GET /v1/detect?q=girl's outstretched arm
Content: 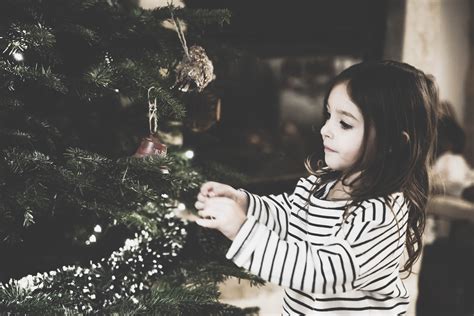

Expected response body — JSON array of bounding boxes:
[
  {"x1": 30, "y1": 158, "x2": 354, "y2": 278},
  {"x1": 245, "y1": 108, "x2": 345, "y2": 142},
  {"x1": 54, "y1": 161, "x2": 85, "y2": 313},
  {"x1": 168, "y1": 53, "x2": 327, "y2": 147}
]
[
  {"x1": 236, "y1": 176, "x2": 317, "y2": 240},
  {"x1": 226, "y1": 194, "x2": 409, "y2": 296},
  {"x1": 197, "y1": 177, "x2": 315, "y2": 240}
]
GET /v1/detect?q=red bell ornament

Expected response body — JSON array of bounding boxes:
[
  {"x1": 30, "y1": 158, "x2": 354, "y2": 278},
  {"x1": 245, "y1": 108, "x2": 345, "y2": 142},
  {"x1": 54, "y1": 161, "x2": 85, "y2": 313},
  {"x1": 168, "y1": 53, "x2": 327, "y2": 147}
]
[
  {"x1": 133, "y1": 135, "x2": 167, "y2": 158},
  {"x1": 132, "y1": 87, "x2": 170, "y2": 174}
]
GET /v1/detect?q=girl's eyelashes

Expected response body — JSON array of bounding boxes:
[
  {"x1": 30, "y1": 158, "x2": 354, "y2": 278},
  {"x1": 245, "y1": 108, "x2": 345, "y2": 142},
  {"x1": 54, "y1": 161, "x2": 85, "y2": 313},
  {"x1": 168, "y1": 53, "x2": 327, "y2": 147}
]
[
  {"x1": 324, "y1": 111, "x2": 353, "y2": 130},
  {"x1": 340, "y1": 120, "x2": 353, "y2": 130}
]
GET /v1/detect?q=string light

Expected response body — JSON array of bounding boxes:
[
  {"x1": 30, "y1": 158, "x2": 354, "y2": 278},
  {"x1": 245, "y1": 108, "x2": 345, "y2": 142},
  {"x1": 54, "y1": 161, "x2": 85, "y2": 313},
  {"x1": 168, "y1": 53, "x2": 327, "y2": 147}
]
[
  {"x1": 12, "y1": 52, "x2": 24, "y2": 61},
  {"x1": 0, "y1": 212, "x2": 187, "y2": 312},
  {"x1": 184, "y1": 149, "x2": 194, "y2": 159}
]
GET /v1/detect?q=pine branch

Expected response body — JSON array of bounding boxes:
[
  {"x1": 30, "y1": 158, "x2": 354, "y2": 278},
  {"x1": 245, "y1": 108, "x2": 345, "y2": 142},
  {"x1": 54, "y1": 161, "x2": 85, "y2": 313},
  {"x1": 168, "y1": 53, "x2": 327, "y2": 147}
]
[
  {"x1": 1, "y1": 22, "x2": 55, "y2": 56},
  {"x1": 0, "y1": 147, "x2": 203, "y2": 244},
  {"x1": 85, "y1": 62, "x2": 116, "y2": 89},
  {"x1": 0, "y1": 227, "x2": 187, "y2": 314},
  {"x1": 0, "y1": 129, "x2": 36, "y2": 151},
  {"x1": 0, "y1": 280, "x2": 66, "y2": 314},
  {"x1": 3, "y1": 148, "x2": 54, "y2": 175},
  {"x1": 58, "y1": 24, "x2": 100, "y2": 47},
  {"x1": 174, "y1": 260, "x2": 266, "y2": 288},
  {"x1": 0, "y1": 61, "x2": 68, "y2": 93},
  {"x1": 150, "y1": 84, "x2": 187, "y2": 120},
  {"x1": 113, "y1": 59, "x2": 187, "y2": 120}
]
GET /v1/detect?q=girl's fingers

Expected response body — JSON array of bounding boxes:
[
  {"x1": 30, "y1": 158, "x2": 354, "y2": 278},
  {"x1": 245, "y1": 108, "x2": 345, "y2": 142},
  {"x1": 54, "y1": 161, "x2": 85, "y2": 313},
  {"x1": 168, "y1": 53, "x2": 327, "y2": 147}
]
[
  {"x1": 196, "y1": 194, "x2": 231, "y2": 211},
  {"x1": 210, "y1": 185, "x2": 230, "y2": 197},
  {"x1": 194, "y1": 201, "x2": 204, "y2": 210},
  {"x1": 198, "y1": 210, "x2": 216, "y2": 219},
  {"x1": 200, "y1": 182, "x2": 216, "y2": 196},
  {"x1": 195, "y1": 218, "x2": 218, "y2": 228},
  {"x1": 197, "y1": 193, "x2": 207, "y2": 202},
  {"x1": 207, "y1": 196, "x2": 232, "y2": 204},
  {"x1": 200, "y1": 182, "x2": 232, "y2": 198}
]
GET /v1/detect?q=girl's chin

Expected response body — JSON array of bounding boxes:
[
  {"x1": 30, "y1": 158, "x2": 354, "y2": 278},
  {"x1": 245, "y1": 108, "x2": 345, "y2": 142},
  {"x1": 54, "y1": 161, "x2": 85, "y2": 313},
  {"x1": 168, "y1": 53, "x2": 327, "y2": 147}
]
[{"x1": 324, "y1": 160, "x2": 343, "y2": 171}]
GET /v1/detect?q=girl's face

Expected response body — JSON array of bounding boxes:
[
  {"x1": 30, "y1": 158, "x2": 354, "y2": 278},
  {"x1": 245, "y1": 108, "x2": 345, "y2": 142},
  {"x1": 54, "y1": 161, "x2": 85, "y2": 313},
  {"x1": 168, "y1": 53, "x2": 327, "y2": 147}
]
[{"x1": 320, "y1": 82, "x2": 366, "y2": 172}]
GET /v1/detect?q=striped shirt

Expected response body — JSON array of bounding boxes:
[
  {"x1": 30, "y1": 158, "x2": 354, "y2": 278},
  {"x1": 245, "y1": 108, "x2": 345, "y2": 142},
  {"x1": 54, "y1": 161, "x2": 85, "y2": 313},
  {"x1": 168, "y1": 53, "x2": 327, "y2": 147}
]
[{"x1": 226, "y1": 175, "x2": 410, "y2": 315}]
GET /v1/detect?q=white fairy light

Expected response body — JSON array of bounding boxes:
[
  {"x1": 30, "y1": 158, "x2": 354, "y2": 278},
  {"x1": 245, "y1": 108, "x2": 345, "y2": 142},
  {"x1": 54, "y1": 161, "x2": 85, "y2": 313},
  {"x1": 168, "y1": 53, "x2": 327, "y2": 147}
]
[
  {"x1": 94, "y1": 225, "x2": 102, "y2": 233},
  {"x1": 13, "y1": 52, "x2": 24, "y2": 61},
  {"x1": 177, "y1": 203, "x2": 186, "y2": 212},
  {"x1": 17, "y1": 274, "x2": 36, "y2": 290},
  {"x1": 184, "y1": 149, "x2": 194, "y2": 159}
]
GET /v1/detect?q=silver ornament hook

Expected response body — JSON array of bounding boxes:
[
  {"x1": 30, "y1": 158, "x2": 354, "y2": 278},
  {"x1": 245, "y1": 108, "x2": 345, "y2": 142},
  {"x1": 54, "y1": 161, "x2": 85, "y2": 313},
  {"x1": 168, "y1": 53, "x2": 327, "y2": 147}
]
[{"x1": 148, "y1": 86, "x2": 158, "y2": 134}]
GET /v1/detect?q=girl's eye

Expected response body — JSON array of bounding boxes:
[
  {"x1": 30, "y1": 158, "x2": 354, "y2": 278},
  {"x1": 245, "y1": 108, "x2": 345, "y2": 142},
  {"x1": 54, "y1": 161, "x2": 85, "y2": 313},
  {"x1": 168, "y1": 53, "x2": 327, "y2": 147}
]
[{"x1": 340, "y1": 121, "x2": 352, "y2": 130}]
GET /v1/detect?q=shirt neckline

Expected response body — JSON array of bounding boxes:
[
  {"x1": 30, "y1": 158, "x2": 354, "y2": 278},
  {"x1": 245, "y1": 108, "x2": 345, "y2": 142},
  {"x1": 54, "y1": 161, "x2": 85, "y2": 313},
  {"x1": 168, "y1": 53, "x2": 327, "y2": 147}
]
[
  {"x1": 310, "y1": 178, "x2": 404, "y2": 207},
  {"x1": 311, "y1": 179, "x2": 352, "y2": 206}
]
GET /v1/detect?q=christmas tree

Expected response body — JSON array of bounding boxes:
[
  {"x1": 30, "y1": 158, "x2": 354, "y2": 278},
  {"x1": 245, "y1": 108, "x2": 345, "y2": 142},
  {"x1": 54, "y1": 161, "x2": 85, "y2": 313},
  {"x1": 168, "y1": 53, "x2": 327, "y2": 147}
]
[{"x1": 0, "y1": 0, "x2": 261, "y2": 314}]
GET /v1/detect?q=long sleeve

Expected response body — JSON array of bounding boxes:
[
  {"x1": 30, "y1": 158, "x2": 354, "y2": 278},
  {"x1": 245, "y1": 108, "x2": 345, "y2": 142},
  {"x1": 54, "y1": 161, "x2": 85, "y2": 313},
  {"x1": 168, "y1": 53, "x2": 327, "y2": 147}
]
[
  {"x1": 226, "y1": 193, "x2": 409, "y2": 296},
  {"x1": 238, "y1": 176, "x2": 319, "y2": 240}
]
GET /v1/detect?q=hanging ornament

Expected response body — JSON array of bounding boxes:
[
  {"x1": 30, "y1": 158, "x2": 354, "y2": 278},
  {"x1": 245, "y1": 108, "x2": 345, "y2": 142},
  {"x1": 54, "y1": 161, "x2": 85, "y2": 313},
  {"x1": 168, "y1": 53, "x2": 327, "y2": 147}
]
[
  {"x1": 169, "y1": 8, "x2": 216, "y2": 92},
  {"x1": 133, "y1": 87, "x2": 169, "y2": 173},
  {"x1": 133, "y1": 135, "x2": 167, "y2": 157}
]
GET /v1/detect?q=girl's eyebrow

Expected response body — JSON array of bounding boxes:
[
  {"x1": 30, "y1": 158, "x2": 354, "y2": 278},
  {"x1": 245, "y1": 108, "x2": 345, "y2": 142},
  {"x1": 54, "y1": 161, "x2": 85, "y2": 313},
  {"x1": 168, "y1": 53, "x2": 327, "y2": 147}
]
[
  {"x1": 338, "y1": 110, "x2": 359, "y2": 122},
  {"x1": 326, "y1": 103, "x2": 359, "y2": 122}
]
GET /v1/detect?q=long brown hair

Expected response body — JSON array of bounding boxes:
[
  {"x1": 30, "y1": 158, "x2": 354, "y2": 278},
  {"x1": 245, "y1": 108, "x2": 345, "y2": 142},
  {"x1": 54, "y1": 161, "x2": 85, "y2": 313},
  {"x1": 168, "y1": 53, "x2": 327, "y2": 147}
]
[{"x1": 305, "y1": 61, "x2": 439, "y2": 276}]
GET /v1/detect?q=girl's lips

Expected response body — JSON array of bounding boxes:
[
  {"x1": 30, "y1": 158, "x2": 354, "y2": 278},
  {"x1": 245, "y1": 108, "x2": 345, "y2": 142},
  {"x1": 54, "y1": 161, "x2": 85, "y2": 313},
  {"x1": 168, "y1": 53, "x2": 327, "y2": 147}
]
[{"x1": 324, "y1": 146, "x2": 336, "y2": 152}]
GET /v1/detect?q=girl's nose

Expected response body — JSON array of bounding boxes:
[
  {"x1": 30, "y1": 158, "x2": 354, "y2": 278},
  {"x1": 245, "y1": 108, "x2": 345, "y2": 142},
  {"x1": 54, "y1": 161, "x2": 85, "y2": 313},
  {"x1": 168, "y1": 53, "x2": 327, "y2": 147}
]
[{"x1": 320, "y1": 121, "x2": 332, "y2": 139}]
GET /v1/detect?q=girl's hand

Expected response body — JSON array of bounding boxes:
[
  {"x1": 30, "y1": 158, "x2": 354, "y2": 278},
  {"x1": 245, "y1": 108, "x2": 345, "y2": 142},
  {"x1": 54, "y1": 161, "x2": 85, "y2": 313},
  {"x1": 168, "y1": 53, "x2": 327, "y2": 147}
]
[
  {"x1": 195, "y1": 181, "x2": 248, "y2": 213},
  {"x1": 195, "y1": 197, "x2": 247, "y2": 240}
]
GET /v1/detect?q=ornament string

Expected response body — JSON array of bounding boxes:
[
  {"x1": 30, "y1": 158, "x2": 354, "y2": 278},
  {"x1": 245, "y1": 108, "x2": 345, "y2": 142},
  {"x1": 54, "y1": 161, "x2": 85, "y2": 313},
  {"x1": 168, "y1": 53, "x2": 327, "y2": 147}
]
[
  {"x1": 169, "y1": 5, "x2": 189, "y2": 58},
  {"x1": 148, "y1": 86, "x2": 158, "y2": 134}
]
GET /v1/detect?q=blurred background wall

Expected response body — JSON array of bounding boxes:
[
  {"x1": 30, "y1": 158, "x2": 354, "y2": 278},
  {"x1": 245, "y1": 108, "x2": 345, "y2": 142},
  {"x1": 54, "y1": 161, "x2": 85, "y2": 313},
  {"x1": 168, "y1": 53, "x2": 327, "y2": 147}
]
[{"x1": 400, "y1": 0, "x2": 473, "y2": 165}]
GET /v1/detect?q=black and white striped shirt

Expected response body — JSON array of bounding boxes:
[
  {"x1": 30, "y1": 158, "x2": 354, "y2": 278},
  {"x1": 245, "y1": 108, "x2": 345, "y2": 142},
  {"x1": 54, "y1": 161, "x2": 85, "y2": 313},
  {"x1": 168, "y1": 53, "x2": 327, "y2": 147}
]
[{"x1": 226, "y1": 175, "x2": 410, "y2": 315}]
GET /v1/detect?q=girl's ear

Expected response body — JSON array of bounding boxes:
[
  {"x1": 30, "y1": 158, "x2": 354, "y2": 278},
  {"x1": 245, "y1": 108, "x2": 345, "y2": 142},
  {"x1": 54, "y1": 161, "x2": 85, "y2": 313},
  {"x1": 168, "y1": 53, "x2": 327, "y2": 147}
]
[{"x1": 402, "y1": 131, "x2": 410, "y2": 143}]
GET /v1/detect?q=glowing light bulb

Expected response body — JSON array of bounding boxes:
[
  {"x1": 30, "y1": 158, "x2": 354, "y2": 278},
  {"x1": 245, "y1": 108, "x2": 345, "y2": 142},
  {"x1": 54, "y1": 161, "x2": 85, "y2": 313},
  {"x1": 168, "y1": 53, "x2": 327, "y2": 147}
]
[
  {"x1": 13, "y1": 52, "x2": 24, "y2": 61},
  {"x1": 94, "y1": 225, "x2": 102, "y2": 233},
  {"x1": 184, "y1": 150, "x2": 194, "y2": 159}
]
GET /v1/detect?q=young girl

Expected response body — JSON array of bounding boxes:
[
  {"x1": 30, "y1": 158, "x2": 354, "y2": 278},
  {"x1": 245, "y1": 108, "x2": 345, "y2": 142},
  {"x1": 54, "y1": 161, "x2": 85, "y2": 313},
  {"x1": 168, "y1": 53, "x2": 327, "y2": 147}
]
[{"x1": 195, "y1": 60, "x2": 438, "y2": 315}]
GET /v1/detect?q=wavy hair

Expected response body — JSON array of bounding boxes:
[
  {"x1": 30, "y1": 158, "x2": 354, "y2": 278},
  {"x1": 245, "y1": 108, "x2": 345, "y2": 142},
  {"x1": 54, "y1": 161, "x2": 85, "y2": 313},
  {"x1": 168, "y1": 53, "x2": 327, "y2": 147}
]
[{"x1": 305, "y1": 60, "x2": 439, "y2": 276}]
